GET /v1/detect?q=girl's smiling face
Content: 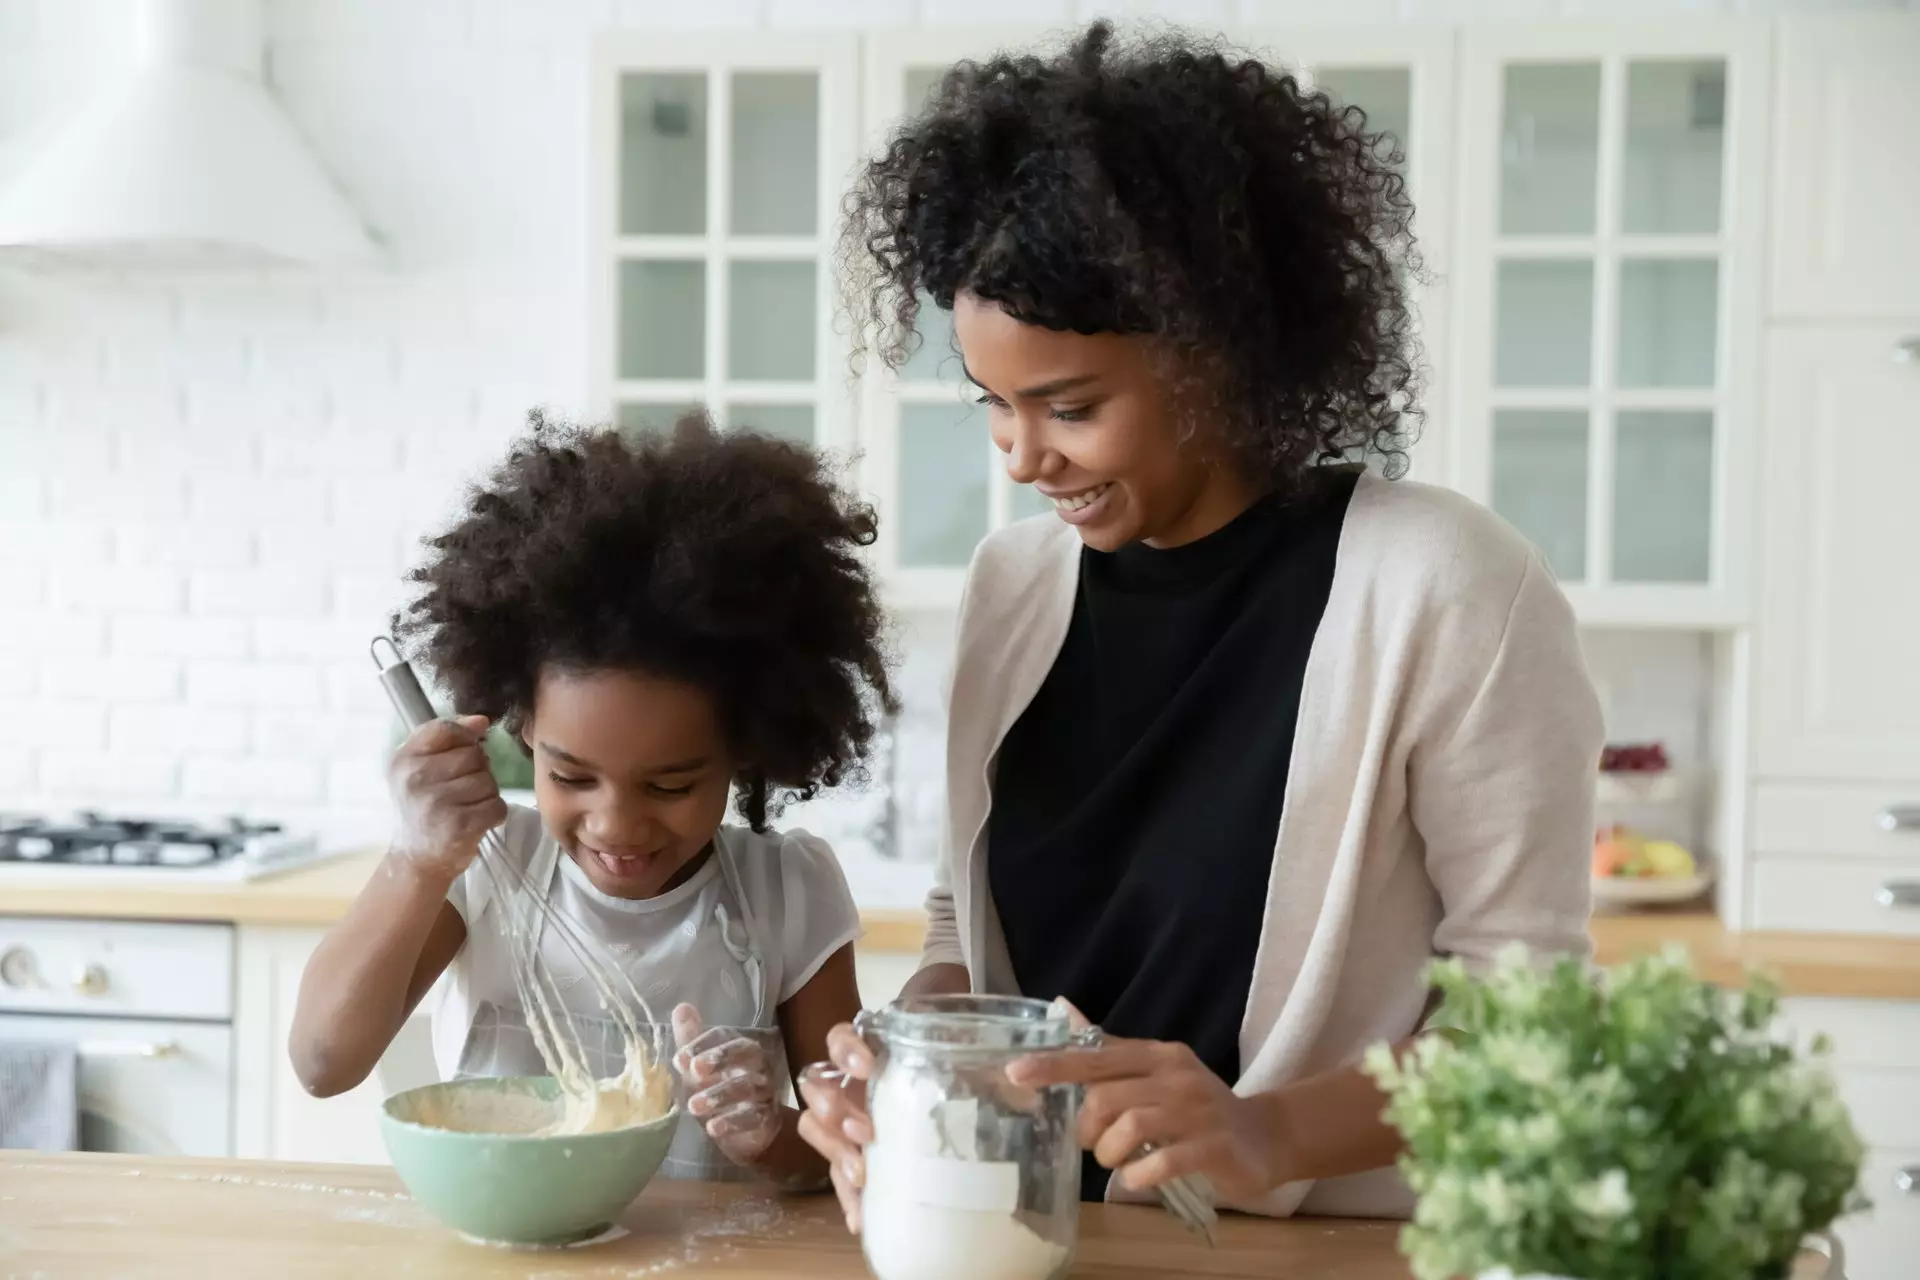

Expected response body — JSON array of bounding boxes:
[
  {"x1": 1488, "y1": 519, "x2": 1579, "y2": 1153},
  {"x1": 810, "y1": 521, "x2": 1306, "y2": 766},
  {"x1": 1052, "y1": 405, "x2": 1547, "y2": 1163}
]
[
  {"x1": 954, "y1": 291, "x2": 1259, "y2": 551},
  {"x1": 521, "y1": 666, "x2": 735, "y2": 899}
]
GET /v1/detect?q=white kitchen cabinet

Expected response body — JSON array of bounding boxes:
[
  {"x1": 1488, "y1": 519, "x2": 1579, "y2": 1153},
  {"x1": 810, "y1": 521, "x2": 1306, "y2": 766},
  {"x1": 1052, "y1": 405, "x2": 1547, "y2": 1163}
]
[
  {"x1": 1753, "y1": 327, "x2": 1920, "y2": 784},
  {"x1": 587, "y1": 32, "x2": 860, "y2": 456},
  {"x1": 1769, "y1": 15, "x2": 1920, "y2": 320},
  {"x1": 1777, "y1": 998, "x2": 1920, "y2": 1280},
  {"x1": 1451, "y1": 20, "x2": 1770, "y2": 627},
  {"x1": 232, "y1": 925, "x2": 431, "y2": 1166}
]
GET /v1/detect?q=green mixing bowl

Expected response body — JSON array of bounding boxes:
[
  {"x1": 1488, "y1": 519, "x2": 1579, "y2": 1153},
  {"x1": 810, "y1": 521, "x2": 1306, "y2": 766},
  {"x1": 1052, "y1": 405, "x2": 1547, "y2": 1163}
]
[{"x1": 381, "y1": 1076, "x2": 678, "y2": 1246}]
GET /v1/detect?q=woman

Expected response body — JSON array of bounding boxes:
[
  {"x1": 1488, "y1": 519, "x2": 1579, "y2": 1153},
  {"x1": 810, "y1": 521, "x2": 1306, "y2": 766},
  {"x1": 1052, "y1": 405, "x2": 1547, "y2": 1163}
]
[{"x1": 801, "y1": 22, "x2": 1602, "y2": 1227}]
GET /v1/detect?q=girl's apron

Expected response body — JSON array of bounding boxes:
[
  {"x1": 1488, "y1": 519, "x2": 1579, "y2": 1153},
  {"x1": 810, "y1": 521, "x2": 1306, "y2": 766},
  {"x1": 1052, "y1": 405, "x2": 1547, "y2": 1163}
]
[{"x1": 452, "y1": 836, "x2": 783, "y2": 1181}]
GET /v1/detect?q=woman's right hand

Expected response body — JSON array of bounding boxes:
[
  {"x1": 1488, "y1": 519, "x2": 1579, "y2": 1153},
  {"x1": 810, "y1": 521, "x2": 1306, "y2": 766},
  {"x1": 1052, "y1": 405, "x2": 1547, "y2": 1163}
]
[
  {"x1": 797, "y1": 1022, "x2": 877, "y2": 1231},
  {"x1": 387, "y1": 714, "x2": 508, "y2": 884}
]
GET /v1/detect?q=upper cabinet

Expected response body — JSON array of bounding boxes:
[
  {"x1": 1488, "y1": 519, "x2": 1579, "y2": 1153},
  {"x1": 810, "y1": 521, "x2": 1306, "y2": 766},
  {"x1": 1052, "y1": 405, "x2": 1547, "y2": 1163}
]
[
  {"x1": 589, "y1": 34, "x2": 859, "y2": 453},
  {"x1": 1754, "y1": 325, "x2": 1920, "y2": 782},
  {"x1": 1770, "y1": 15, "x2": 1920, "y2": 321},
  {"x1": 859, "y1": 26, "x2": 1457, "y2": 606},
  {"x1": 1450, "y1": 22, "x2": 1770, "y2": 627}
]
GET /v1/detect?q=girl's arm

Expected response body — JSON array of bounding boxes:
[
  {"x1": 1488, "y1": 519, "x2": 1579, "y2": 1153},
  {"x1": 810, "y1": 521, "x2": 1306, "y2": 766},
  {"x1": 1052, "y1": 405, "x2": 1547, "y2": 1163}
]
[
  {"x1": 746, "y1": 943, "x2": 862, "y2": 1188},
  {"x1": 289, "y1": 865, "x2": 467, "y2": 1097},
  {"x1": 289, "y1": 715, "x2": 505, "y2": 1097}
]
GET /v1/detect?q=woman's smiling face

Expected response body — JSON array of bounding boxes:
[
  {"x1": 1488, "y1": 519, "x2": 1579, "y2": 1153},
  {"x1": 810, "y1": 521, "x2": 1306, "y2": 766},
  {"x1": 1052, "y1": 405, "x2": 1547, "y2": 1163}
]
[
  {"x1": 953, "y1": 291, "x2": 1258, "y2": 551},
  {"x1": 522, "y1": 666, "x2": 735, "y2": 899}
]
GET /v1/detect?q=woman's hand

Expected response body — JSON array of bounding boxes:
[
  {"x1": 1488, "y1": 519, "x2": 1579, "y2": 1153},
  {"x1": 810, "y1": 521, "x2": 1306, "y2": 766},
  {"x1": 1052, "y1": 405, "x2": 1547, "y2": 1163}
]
[
  {"x1": 795, "y1": 1022, "x2": 875, "y2": 1231},
  {"x1": 672, "y1": 1005, "x2": 783, "y2": 1168},
  {"x1": 387, "y1": 715, "x2": 507, "y2": 884},
  {"x1": 1007, "y1": 1032, "x2": 1285, "y2": 1204}
]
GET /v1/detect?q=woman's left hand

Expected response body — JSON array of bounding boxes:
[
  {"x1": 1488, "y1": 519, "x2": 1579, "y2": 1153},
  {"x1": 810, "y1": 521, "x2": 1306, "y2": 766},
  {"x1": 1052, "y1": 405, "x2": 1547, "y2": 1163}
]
[
  {"x1": 1006, "y1": 1032, "x2": 1284, "y2": 1204},
  {"x1": 672, "y1": 1004, "x2": 781, "y2": 1168}
]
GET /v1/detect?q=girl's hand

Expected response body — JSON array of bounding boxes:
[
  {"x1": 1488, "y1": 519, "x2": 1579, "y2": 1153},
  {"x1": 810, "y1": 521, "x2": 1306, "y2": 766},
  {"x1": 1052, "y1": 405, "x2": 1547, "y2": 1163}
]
[
  {"x1": 672, "y1": 1005, "x2": 781, "y2": 1168},
  {"x1": 387, "y1": 715, "x2": 507, "y2": 884},
  {"x1": 795, "y1": 1022, "x2": 875, "y2": 1231},
  {"x1": 1007, "y1": 1031, "x2": 1283, "y2": 1204}
]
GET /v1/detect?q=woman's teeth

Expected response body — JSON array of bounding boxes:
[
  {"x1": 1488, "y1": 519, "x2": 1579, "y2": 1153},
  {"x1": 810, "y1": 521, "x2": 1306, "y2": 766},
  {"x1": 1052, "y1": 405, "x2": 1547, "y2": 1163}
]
[{"x1": 1054, "y1": 484, "x2": 1110, "y2": 512}]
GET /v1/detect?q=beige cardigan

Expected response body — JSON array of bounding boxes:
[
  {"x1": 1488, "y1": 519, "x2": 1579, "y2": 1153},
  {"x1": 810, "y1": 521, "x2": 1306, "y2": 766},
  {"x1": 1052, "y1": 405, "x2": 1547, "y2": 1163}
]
[{"x1": 919, "y1": 472, "x2": 1603, "y2": 1218}]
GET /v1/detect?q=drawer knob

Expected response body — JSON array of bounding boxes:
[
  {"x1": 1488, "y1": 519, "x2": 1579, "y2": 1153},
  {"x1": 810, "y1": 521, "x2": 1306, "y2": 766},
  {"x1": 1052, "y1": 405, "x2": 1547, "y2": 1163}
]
[
  {"x1": 1876, "y1": 881, "x2": 1920, "y2": 909},
  {"x1": 0, "y1": 946, "x2": 42, "y2": 990},
  {"x1": 70, "y1": 963, "x2": 109, "y2": 997},
  {"x1": 1898, "y1": 1165, "x2": 1920, "y2": 1194},
  {"x1": 1880, "y1": 806, "x2": 1920, "y2": 832}
]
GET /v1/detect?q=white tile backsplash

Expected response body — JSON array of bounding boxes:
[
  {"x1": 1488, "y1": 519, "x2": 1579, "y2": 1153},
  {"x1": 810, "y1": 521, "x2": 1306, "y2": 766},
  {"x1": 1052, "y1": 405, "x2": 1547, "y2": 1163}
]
[{"x1": 3, "y1": 0, "x2": 1888, "y2": 852}]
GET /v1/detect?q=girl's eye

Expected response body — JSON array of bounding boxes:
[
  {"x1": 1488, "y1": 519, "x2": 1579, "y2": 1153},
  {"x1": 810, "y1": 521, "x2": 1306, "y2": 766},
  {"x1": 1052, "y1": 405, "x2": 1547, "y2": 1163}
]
[
  {"x1": 649, "y1": 783, "x2": 696, "y2": 798},
  {"x1": 548, "y1": 772, "x2": 593, "y2": 790}
]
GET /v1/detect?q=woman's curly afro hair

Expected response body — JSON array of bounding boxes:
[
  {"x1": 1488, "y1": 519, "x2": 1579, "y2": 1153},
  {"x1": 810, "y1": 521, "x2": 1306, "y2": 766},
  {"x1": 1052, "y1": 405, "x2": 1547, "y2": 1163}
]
[
  {"x1": 840, "y1": 20, "x2": 1423, "y2": 491},
  {"x1": 393, "y1": 412, "x2": 896, "y2": 831}
]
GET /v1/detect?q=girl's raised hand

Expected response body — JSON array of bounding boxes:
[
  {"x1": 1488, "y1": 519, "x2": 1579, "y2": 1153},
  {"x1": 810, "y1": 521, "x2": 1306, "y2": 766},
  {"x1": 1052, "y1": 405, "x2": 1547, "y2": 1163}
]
[
  {"x1": 672, "y1": 1004, "x2": 781, "y2": 1167},
  {"x1": 387, "y1": 715, "x2": 507, "y2": 885}
]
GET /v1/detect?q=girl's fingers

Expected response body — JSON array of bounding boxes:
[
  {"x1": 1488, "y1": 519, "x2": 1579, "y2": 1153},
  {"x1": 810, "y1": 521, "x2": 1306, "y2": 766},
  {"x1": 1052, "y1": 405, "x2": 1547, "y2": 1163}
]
[
  {"x1": 691, "y1": 1038, "x2": 762, "y2": 1077},
  {"x1": 688, "y1": 1070, "x2": 769, "y2": 1116}
]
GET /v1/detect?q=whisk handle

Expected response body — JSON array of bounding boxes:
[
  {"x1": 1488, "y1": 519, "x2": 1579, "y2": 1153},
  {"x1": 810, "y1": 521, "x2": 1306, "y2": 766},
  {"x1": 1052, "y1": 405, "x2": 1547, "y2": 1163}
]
[{"x1": 371, "y1": 637, "x2": 438, "y2": 731}]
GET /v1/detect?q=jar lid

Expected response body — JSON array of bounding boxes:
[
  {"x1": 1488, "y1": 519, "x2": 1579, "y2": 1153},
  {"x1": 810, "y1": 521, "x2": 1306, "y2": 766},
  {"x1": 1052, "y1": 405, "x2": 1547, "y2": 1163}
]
[{"x1": 861, "y1": 994, "x2": 1076, "y2": 1055}]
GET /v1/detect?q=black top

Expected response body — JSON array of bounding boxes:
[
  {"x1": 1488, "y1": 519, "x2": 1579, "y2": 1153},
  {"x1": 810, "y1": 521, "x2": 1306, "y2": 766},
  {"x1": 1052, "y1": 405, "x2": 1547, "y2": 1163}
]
[{"x1": 987, "y1": 469, "x2": 1359, "y2": 1200}]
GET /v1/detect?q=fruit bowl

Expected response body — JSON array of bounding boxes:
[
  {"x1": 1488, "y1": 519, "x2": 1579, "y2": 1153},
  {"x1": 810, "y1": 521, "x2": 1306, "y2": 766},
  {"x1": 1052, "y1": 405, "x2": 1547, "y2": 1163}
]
[
  {"x1": 381, "y1": 1077, "x2": 678, "y2": 1247},
  {"x1": 1591, "y1": 861, "x2": 1714, "y2": 909}
]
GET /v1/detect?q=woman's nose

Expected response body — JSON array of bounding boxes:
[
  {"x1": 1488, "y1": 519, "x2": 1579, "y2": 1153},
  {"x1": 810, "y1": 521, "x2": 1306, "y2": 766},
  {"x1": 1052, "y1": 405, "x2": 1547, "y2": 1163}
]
[{"x1": 1000, "y1": 414, "x2": 1046, "y2": 486}]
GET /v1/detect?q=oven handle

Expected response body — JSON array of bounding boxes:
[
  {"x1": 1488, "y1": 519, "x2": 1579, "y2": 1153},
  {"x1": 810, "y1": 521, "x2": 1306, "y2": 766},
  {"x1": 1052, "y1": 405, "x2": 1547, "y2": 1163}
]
[{"x1": 77, "y1": 1039, "x2": 181, "y2": 1060}]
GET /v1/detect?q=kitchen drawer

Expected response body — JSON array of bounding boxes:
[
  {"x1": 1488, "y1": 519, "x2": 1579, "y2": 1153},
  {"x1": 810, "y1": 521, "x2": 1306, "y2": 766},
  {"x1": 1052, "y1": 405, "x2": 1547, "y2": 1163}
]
[
  {"x1": 1755, "y1": 784, "x2": 1920, "y2": 860},
  {"x1": 1834, "y1": 1148, "x2": 1920, "y2": 1280},
  {"x1": 1779, "y1": 999, "x2": 1920, "y2": 1071},
  {"x1": 0, "y1": 918, "x2": 233, "y2": 1020},
  {"x1": 1751, "y1": 857, "x2": 1920, "y2": 938}
]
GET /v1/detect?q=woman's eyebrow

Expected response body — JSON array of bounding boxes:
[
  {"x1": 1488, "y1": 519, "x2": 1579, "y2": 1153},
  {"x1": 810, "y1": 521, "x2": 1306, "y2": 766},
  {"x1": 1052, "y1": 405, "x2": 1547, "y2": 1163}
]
[{"x1": 961, "y1": 364, "x2": 1101, "y2": 399}]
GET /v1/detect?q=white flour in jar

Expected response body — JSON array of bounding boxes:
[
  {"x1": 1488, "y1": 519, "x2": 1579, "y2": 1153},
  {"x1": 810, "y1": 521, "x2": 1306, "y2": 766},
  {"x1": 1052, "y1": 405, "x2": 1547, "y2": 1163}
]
[{"x1": 860, "y1": 1067, "x2": 1070, "y2": 1280}]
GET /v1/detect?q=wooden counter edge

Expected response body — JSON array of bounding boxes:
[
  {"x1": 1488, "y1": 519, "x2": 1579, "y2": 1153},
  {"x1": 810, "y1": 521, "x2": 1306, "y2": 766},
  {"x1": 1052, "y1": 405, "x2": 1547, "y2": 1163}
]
[{"x1": 7, "y1": 853, "x2": 1920, "y2": 996}]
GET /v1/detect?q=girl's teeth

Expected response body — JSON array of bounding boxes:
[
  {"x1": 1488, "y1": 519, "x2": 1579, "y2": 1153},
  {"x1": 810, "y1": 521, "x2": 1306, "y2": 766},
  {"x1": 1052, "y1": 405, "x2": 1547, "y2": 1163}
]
[{"x1": 1055, "y1": 484, "x2": 1109, "y2": 512}]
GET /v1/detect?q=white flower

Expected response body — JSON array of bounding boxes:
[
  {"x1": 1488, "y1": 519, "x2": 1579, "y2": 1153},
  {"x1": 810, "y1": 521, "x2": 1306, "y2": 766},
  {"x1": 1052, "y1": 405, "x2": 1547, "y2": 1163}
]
[
  {"x1": 1471, "y1": 1171, "x2": 1520, "y2": 1226},
  {"x1": 1571, "y1": 1168, "x2": 1634, "y2": 1221}
]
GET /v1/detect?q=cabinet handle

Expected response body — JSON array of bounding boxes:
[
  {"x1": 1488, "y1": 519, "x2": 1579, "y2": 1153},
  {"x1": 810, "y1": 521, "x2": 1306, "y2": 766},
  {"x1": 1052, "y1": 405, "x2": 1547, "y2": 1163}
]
[
  {"x1": 1876, "y1": 881, "x2": 1920, "y2": 909},
  {"x1": 1880, "y1": 806, "x2": 1920, "y2": 832},
  {"x1": 1897, "y1": 1165, "x2": 1920, "y2": 1194},
  {"x1": 76, "y1": 1039, "x2": 180, "y2": 1060},
  {"x1": 1896, "y1": 338, "x2": 1920, "y2": 364}
]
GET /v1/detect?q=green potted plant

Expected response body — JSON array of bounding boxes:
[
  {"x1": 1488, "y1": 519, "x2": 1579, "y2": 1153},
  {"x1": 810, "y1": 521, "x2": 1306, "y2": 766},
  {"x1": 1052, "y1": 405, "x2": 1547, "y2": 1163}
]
[{"x1": 1365, "y1": 948, "x2": 1865, "y2": 1280}]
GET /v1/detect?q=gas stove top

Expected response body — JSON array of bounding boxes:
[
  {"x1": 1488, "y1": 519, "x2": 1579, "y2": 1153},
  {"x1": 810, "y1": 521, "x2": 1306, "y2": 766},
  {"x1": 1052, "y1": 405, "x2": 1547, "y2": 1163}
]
[{"x1": 0, "y1": 812, "x2": 329, "y2": 881}]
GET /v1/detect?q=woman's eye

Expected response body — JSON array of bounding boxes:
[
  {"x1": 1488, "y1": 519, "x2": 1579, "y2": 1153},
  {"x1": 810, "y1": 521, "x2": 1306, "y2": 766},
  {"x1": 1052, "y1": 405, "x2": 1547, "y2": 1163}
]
[
  {"x1": 973, "y1": 392, "x2": 1009, "y2": 411},
  {"x1": 547, "y1": 772, "x2": 592, "y2": 789}
]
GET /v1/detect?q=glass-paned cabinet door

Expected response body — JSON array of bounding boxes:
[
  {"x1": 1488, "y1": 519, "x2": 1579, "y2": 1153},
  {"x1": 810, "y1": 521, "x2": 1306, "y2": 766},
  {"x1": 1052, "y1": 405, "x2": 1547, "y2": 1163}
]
[
  {"x1": 591, "y1": 35, "x2": 858, "y2": 457},
  {"x1": 1455, "y1": 23, "x2": 1767, "y2": 626}
]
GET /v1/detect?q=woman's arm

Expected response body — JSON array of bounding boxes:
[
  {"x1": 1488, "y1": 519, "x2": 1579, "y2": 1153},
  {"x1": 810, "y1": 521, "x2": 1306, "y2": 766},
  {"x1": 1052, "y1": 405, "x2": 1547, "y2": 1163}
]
[{"x1": 289, "y1": 860, "x2": 466, "y2": 1097}]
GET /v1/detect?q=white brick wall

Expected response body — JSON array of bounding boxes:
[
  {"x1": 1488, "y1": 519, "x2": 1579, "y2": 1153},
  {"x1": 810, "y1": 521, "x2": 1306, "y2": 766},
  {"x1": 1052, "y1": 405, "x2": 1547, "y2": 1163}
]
[{"x1": 1, "y1": 0, "x2": 1909, "y2": 847}]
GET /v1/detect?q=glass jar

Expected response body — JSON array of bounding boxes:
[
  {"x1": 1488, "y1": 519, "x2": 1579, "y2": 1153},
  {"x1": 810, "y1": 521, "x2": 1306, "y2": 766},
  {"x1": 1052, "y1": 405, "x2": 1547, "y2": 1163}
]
[{"x1": 857, "y1": 994, "x2": 1081, "y2": 1280}]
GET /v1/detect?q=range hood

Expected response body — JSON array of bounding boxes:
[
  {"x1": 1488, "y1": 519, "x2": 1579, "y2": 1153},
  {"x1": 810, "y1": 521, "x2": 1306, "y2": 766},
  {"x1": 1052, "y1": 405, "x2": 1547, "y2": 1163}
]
[{"x1": 0, "y1": 0, "x2": 379, "y2": 266}]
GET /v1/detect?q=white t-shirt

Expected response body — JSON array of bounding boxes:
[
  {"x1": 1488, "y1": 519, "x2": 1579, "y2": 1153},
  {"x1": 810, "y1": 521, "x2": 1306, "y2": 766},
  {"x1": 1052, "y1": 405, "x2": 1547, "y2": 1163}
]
[{"x1": 431, "y1": 804, "x2": 862, "y2": 1092}]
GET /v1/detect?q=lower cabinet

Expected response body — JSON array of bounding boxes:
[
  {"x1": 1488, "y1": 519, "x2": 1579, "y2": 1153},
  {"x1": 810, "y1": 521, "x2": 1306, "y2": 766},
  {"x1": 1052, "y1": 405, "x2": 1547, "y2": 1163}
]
[
  {"x1": 231, "y1": 925, "x2": 427, "y2": 1166},
  {"x1": 1778, "y1": 998, "x2": 1920, "y2": 1280}
]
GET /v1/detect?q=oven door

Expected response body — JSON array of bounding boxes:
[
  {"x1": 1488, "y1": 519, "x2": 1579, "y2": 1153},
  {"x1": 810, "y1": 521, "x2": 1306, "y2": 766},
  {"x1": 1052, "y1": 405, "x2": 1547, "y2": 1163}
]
[{"x1": 1, "y1": 1016, "x2": 232, "y2": 1157}]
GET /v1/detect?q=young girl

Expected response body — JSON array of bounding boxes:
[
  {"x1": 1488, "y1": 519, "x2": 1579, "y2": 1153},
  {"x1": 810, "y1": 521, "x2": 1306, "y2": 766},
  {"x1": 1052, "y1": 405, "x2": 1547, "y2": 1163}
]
[{"x1": 291, "y1": 413, "x2": 894, "y2": 1188}]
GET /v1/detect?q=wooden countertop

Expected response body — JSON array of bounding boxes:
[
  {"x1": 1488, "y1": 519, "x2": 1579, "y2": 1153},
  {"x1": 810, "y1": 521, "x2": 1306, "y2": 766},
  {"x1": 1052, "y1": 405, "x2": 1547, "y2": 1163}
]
[
  {"x1": 0, "y1": 1152, "x2": 1411, "y2": 1279},
  {"x1": 5, "y1": 849, "x2": 1920, "y2": 993}
]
